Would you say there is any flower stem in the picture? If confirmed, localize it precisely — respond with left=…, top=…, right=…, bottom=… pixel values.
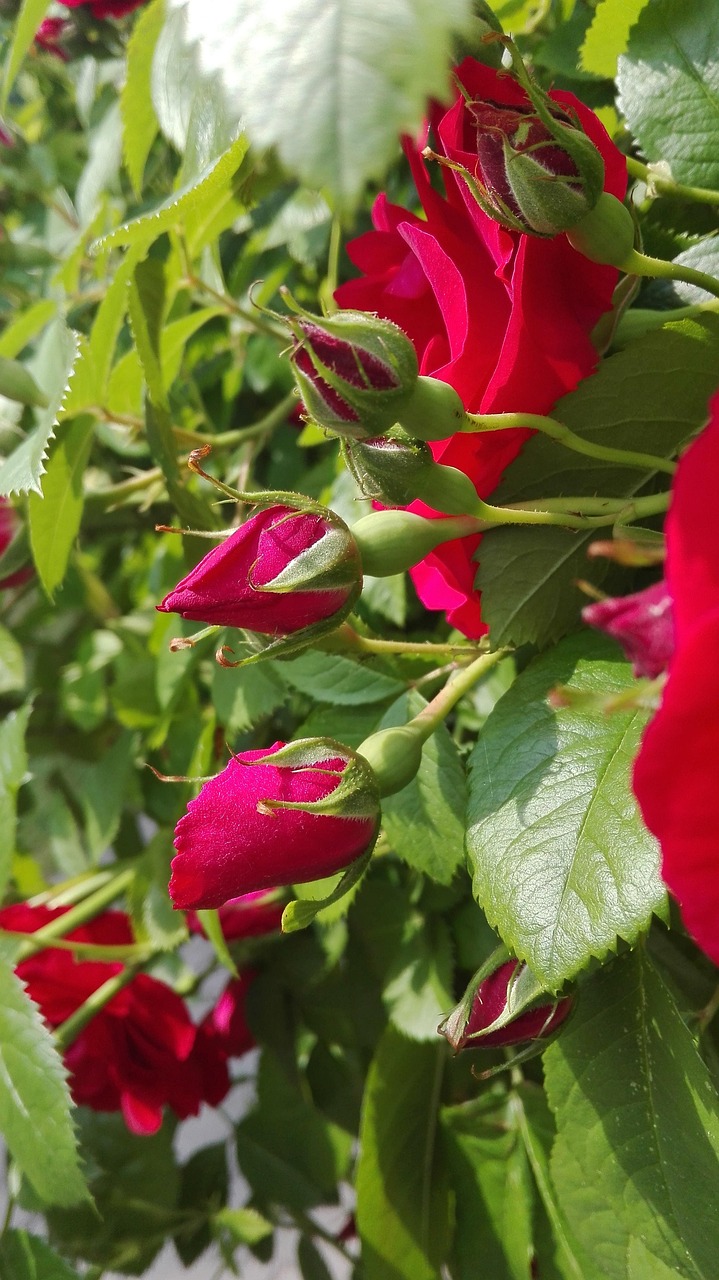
left=409, top=649, right=508, bottom=744
left=622, top=248, right=719, bottom=301
left=613, top=300, right=719, bottom=348
left=461, top=411, right=677, bottom=475
left=54, top=962, right=144, bottom=1052
left=626, top=156, right=719, bottom=207
left=15, top=866, right=136, bottom=962
left=333, top=623, right=487, bottom=659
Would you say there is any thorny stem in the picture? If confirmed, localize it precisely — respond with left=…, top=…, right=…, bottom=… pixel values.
left=334, top=623, right=487, bottom=660
left=461, top=411, right=677, bottom=476
left=626, top=156, right=719, bottom=207
left=622, top=248, right=719, bottom=302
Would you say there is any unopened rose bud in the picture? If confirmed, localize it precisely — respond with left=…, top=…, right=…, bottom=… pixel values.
left=157, top=504, right=362, bottom=641
left=439, top=959, right=571, bottom=1051
left=170, top=739, right=380, bottom=909
left=346, top=436, right=482, bottom=515
left=582, top=580, right=674, bottom=679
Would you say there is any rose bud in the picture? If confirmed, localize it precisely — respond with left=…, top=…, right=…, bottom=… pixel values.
left=34, top=17, right=70, bottom=57
left=344, top=435, right=483, bottom=514
left=582, top=580, right=674, bottom=679
left=170, top=739, right=380, bottom=910
left=287, top=304, right=464, bottom=442
left=187, top=889, right=285, bottom=942
left=157, top=504, right=362, bottom=640
left=439, top=959, right=571, bottom=1051
left=0, top=498, right=32, bottom=590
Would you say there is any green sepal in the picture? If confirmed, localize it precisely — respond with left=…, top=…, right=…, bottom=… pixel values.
left=438, top=944, right=510, bottom=1047
left=281, top=847, right=374, bottom=933
left=250, top=513, right=362, bottom=596
left=248, top=736, right=382, bottom=823
left=215, top=584, right=362, bottom=668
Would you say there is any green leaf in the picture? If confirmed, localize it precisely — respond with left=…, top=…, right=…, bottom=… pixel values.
left=213, top=1206, right=273, bottom=1247
left=0, top=357, right=48, bottom=408
left=479, top=315, right=719, bottom=646
left=93, top=131, right=249, bottom=254
left=196, top=908, right=239, bottom=976
left=0, top=702, right=32, bottom=900
left=65, top=731, right=137, bottom=860
left=378, top=690, right=467, bottom=885
left=544, top=949, right=719, bottom=1279
left=0, top=322, right=80, bottom=497
left=129, top=831, right=188, bottom=952
left=63, top=245, right=146, bottom=416
left=211, top=647, right=288, bottom=734
left=298, top=1237, right=334, bottom=1280
left=0, top=623, right=25, bottom=695
left=176, top=0, right=472, bottom=207
left=0, top=1230, right=81, bottom=1280
left=383, top=912, right=454, bottom=1043
left=152, top=0, right=235, bottom=170
left=28, top=416, right=94, bottom=597
left=236, top=1051, right=352, bottom=1211
left=356, top=1026, right=450, bottom=1280
left=0, top=958, right=87, bottom=1206
left=617, top=0, right=719, bottom=190
left=122, top=0, right=166, bottom=197
left=176, top=1143, right=229, bottom=1266
left=466, top=633, right=664, bottom=990
left=1, top=0, right=51, bottom=110
left=580, top=0, right=649, bottom=78
left=282, top=649, right=404, bottom=705
left=0, top=301, right=56, bottom=360
left=442, top=1093, right=535, bottom=1280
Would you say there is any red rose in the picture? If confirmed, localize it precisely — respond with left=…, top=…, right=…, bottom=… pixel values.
left=0, top=904, right=230, bottom=1135
left=170, top=741, right=380, bottom=910
left=336, top=58, right=627, bottom=636
left=633, top=390, right=719, bottom=964
left=157, top=505, right=361, bottom=637
left=188, top=889, right=285, bottom=942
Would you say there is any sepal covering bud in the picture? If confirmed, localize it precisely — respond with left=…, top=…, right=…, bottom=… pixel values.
left=439, top=954, right=572, bottom=1051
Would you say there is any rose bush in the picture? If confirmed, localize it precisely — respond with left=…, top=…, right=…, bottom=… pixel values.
left=337, top=58, right=627, bottom=635
left=633, top=391, right=719, bottom=964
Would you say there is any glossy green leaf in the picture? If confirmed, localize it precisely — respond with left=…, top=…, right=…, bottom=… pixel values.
left=479, top=316, right=719, bottom=646
left=282, top=649, right=404, bottom=705
left=174, top=0, right=472, bottom=207
left=122, top=0, right=165, bottom=196
left=0, top=702, right=32, bottom=900
left=378, top=690, right=467, bottom=885
left=28, top=416, right=94, bottom=597
left=466, top=633, right=664, bottom=989
left=544, top=949, right=719, bottom=1278
left=0, top=958, right=87, bottom=1206
left=442, top=1092, right=535, bottom=1280
left=617, top=0, right=719, bottom=190
left=356, top=1026, right=450, bottom=1280
left=0, top=1230, right=81, bottom=1280
left=580, top=0, right=649, bottom=78
left=0, top=323, right=80, bottom=498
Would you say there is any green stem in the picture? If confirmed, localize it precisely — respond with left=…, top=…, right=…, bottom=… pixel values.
left=626, top=157, right=719, bottom=207
left=174, top=391, right=297, bottom=449
left=85, top=467, right=163, bottom=510
left=16, top=866, right=136, bottom=962
left=54, top=963, right=144, bottom=1051
left=613, top=300, right=719, bottom=347
left=473, top=489, right=670, bottom=532
left=622, top=248, right=719, bottom=301
left=0, top=931, right=151, bottom=961
left=182, top=273, right=286, bottom=340
left=462, top=411, right=677, bottom=475
left=334, top=623, right=486, bottom=659
left=410, top=649, right=508, bottom=744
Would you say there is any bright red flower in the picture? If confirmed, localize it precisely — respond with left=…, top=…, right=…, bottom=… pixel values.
left=170, top=742, right=380, bottom=910
left=633, top=390, right=719, bottom=964
left=0, top=904, right=230, bottom=1135
left=336, top=59, right=627, bottom=636
left=188, top=889, right=285, bottom=942
left=157, top=505, right=361, bottom=637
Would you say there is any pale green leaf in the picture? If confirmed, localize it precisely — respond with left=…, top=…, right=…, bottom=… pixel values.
left=0, top=323, right=80, bottom=497
left=122, top=0, right=166, bottom=196
left=172, top=0, right=473, bottom=207
left=0, top=302, right=57, bottom=360
left=356, top=1026, right=450, bottom=1280
left=617, top=0, right=719, bottom=190
left=28, top=417, right=94, bottom=597
left=378, top=690, right=467, bottom=885
left=0, top=959, right=87, bottom=1206
left=0, top=1230, right=81, bottom=1279
left=580, top=0, right=649, bottom=78
left=466, top=633, right=664, bottom=990
left=1, top=0, right=51, bottom=110
left=0, top=624, right=25, bottom=695
left=545, top=949, right=719, bottom=1279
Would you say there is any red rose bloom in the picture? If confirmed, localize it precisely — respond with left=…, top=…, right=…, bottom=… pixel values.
left=633, top=390, right=719, bottom=964
left=0, top=904, right=230, bottom=1135
left=170, top=742, right=379, bottom=910
left=336, top=59, right=627, bottom=636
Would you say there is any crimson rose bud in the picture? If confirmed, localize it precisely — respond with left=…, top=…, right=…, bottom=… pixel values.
left=457, top=89, right=605, bottom=238
left=157, top=504, right=361, bottom=638
left=439, top=960, right=571, bottom=1051
left=289, top=308, right=419, bottom=440
left=583, top=580, right=674, bottom=679
left=170, top=739, right=380, bottom=910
